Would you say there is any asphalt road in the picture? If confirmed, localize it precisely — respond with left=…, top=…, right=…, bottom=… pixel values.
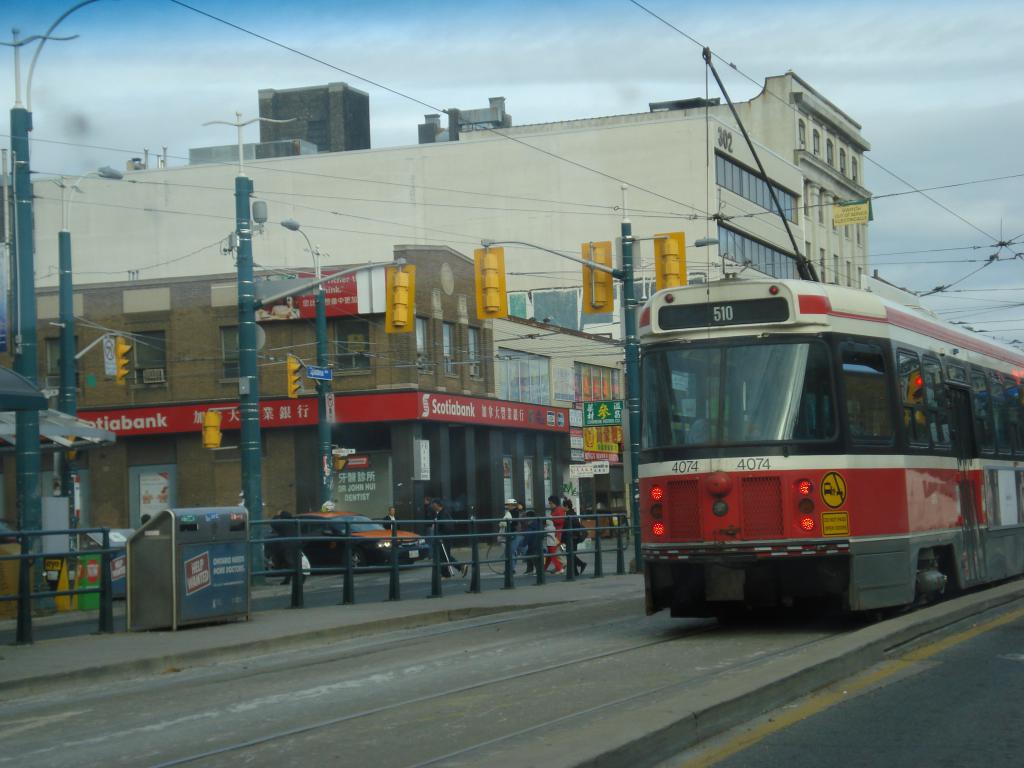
left=672, top=604, right=1024, bottom=768
left=2, top=596, right=852, bottom=768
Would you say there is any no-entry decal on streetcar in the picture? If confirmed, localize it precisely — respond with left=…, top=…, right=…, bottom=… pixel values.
left=821, top=511, right=850, bottom=537
left=820, top=471, right=847, bottom=509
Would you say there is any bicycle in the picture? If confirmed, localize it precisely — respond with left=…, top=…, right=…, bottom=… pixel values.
left=484, top=536, right=528, bottom=575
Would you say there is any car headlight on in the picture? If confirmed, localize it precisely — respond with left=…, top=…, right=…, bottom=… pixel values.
left=376, top=540, right=392, bottom=548
left=417, top=538, right=426, bottom=546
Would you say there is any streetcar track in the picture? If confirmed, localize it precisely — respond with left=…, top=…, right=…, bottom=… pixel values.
left=147, top=621, right=722, bottom=768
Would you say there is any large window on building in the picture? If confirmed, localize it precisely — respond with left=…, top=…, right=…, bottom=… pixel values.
left=575, top=362, right=622, bottom=403
left=798, top=119, right=806, bottom=148
left=133, top=331, right=167, bottom=385
left=498, top=348, right=550, bottom=404
left=839, top=148, right=847, bottom=175
left=715, top=153, right=796, bottom=221
left=826, top=139, right=834, bottom=166
left=813, top=130, right=820, bottom=156
left=718, top=225, right=798, bottom=279
left=220, top=326, right=239, bottom=378
left=334, top=318, right=370, bottom=371
left=852, top=157, right=859, bottom=183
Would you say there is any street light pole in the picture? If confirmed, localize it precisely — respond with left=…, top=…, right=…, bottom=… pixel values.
left=281, top=219, right=332, bottom=506
left=618, top=188, right=642, bottom=572
left=55, top=167, right=123, bottom=496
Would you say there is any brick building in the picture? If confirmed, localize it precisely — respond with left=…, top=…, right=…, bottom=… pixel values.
left=0, top=246, right=621, bottom=529
left=258, top=82, right=371, bottom=153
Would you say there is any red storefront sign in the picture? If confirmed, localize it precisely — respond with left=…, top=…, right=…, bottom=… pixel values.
left=79, top=392, right=569, bottom=436
left=78, top=398, right=319, bottom=436
left=333, top=392, right=569, bottom=432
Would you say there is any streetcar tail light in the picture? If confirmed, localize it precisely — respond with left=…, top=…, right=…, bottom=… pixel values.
left=651, top=521, right=666, bottom=537
left=769, top=285, right=779, bottom=295
left=649, top=503, right=664, bottom=520
left=649, top=485, right=664, bottom=502
left=798, top=498, right=815, bottom=515
left=795, top=478, right=813, bottom=496
left=799, top=515, right=815, bottom=532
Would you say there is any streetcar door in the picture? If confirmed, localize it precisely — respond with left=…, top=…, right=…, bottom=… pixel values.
left=948, top=385, right=986, bottom=586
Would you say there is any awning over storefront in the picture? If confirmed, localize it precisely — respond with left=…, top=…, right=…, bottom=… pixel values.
left=0, top=408, right=117, bottom=451
left=0, top=367, right=47, bottom=411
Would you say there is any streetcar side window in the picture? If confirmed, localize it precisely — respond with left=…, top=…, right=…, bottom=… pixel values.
left=1007, top=378, right=1024, bottom=458
left=989, top=373, right=1013, bottom=456
left=897, top=350, right=929, bottom=447
left=921, top=356, right=952, bottom=448
left=971, top=370, right=995, bottom=453
left=841, top=344, right=893, bottom=443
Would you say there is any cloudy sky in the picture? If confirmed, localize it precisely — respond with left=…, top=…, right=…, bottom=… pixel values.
left=5, top=0, right=1024, bottom=339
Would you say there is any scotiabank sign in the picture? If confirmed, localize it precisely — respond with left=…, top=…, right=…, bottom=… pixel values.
left=79, top=398, right=319, bottom=436
left=335, top=392, right=569, bottom=432
left=79, top=392, right=568, bottom=437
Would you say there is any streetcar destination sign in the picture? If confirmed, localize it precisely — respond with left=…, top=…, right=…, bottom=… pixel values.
left=659, top=297, right=789, bottom=330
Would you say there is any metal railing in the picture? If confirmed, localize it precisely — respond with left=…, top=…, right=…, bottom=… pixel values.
left=251, top=511, right=630, bottom=609
left=0, top=527, right=116, bottom=644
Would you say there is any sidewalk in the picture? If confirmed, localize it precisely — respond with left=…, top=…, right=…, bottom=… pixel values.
left=0, top=568, right=644, bottom=696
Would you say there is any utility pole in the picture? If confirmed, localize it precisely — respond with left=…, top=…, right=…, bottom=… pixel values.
left=618, top=186, right=642, bottom=571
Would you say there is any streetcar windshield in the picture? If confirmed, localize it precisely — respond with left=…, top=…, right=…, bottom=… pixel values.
left=642, top=341, right=835, bottom=448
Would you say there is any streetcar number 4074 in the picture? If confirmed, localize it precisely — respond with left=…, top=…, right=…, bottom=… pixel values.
left=736, top=457, right=770, bottom=471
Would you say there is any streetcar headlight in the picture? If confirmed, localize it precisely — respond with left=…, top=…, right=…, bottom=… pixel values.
left=649, top=503, right=664, bottom=520
left=712, top=499, right=729, bottom=517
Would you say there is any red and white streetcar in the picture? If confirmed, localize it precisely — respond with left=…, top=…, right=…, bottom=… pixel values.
left=639, top=277, right=1024, bottom=618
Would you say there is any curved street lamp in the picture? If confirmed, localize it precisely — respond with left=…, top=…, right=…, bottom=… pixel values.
left=280, top=219, right=332, bottom=506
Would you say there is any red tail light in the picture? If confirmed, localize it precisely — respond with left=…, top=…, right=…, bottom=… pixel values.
left=799, top=515, right=815, bottom=532
left=649, top=485, right=664, bottom=502
left=796, top=479, right=813, bottom=496
left=651, top=521, right=666, bottom=537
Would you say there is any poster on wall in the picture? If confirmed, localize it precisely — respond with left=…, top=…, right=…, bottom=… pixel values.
left=139, top=472, right=170, bottom=519
left=523, top=457, right=534, bottom=507
left=331, top=453, right=393, bottom=518
left=502, top=456, right=513, bottom=502
left=543, top=458, right=553, bottom=503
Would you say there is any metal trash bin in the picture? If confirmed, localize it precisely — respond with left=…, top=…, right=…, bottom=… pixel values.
left=127, top=507, right=250, bottom=631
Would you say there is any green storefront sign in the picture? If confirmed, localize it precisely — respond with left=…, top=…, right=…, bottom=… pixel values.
left=583, top=400, right=623, bottom=426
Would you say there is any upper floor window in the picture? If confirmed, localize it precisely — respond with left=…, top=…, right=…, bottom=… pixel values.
left=498, top=348, right=550, bottom=405
left=718, top=225, right=798, bottom=280
left=220, top=326, right=238, bottom=378
left=415, top=317, right=430, bottom=371
left=852, top=157, right=859, bottom=183
left=798, top=120, right=806, bottom=148
left=334, top=318, right=370, bottom=371
left=715, top=153, right=796, bottom=222
left=133, top=330, right=167, bottom=385
left=442, top=322, right=455, bottom=376
left=812, top=130, right=820, bottom=156
left=826, top=139, right=834, bottom=166
left=467, top=326, right=481, bottom=378
left=575, top=362, right=621, bottom=402
left=839, top=148, right=847, bottom=175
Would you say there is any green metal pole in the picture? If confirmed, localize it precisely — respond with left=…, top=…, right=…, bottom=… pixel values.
left=620, top=214, right=642, bottom=573
left=57, top=229, right=76, bottom=499
left=11, top=105, right=41, bottom=536
left=235, top=174, right=263, bottom=577
left=316, top=286, right=331, bottom=506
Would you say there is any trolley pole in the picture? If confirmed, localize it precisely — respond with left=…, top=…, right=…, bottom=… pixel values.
left=619, top=192, right=642, bottom=572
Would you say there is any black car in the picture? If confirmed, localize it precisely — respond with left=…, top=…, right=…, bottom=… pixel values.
left=291, top=512, right=430, bottom=569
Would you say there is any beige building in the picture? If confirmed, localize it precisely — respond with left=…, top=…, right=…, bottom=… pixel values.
left=28, top=73, right=867, bottom=324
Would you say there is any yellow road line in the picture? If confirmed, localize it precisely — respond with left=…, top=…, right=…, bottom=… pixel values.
left=680, top=603, right=1024, bottom=768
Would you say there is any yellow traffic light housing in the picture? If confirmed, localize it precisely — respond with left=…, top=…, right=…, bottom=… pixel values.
left=582, top=241, right=614, bottom=314
left=286, top=354, right=303, bottom=399
left=474, top=247, right=508, bottom=319
left=114, top=336, right=132, bottom=385
left=654, top=232, right=686, bottom=291
left=202, top=410, right=223, bottom=449
left=385, top=264, right=416, bottom=333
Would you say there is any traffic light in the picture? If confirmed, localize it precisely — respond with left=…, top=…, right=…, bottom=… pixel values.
left=202, top=410, right=223, bottom=449
left=654, top=232, right=686, bottom=290
left=114, top=336, right=132, bottom=385
left=286, top=354, right=303, bottom=399
left=385, top=264, right=416, bottom=333
left=581, top=241, right=614, bottom=314
left=473, top=246, right=508, bottom=319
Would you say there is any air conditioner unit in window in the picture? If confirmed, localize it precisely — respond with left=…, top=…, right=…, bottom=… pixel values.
left=142, top=367, right=166, bottom=384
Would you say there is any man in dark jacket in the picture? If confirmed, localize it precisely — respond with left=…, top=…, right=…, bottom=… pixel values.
left=429, top=498, right=466, bottom=577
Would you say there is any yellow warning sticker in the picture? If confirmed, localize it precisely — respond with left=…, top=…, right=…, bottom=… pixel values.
left=821, top=511, right=850, bottom=537
left=820, top=471, right=847, bottom=509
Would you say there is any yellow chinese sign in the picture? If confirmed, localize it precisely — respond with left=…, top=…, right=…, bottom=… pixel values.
left=583, top=426, right=622, bottom=453
left=832, top=200, right=871, bottom=227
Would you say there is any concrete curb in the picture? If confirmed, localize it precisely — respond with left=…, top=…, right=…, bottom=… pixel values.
left=567, top=579, right=1024, bottom=768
